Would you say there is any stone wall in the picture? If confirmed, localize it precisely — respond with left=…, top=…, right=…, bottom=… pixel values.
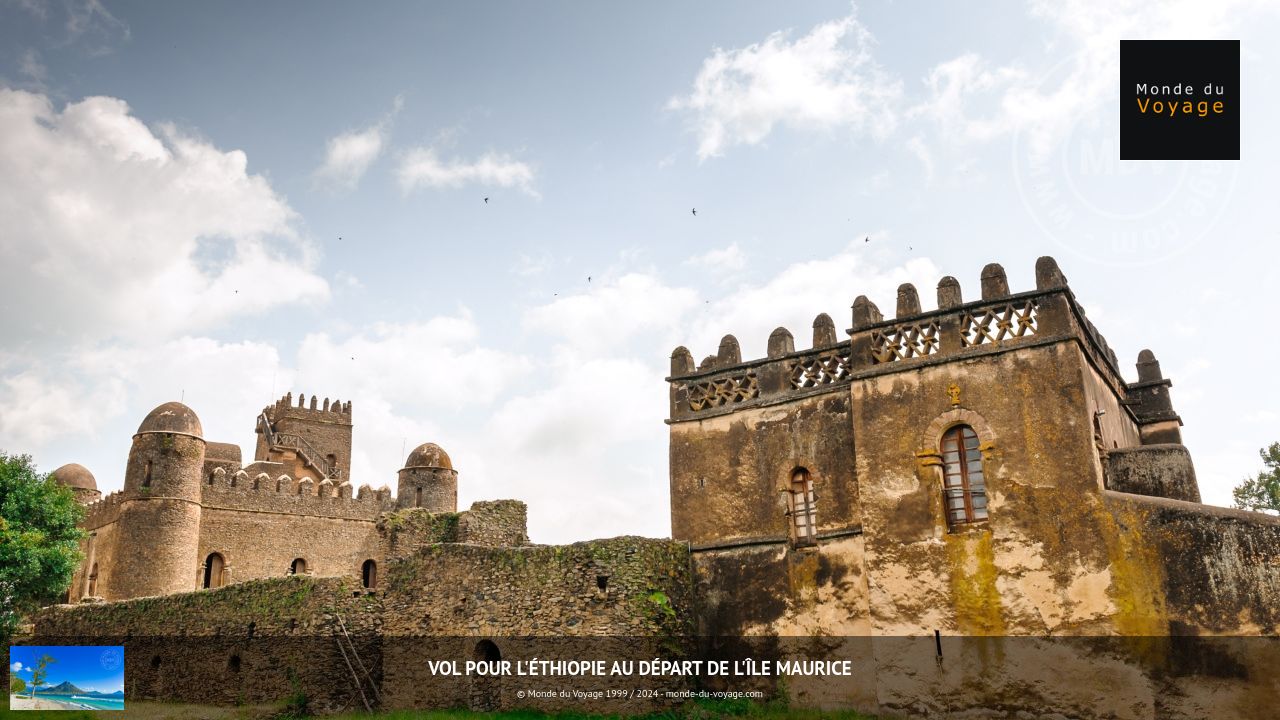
left=669, top=392, right=860, bottom=547
left=1107, top=445, right=1201, bottom=503
left=378, top=536, right=694, bottom=713
left=458, top=500, right=529, bottom=546
left=198, top=508, right=382, bottom=590
left=28, top=576, right=382, bottom=713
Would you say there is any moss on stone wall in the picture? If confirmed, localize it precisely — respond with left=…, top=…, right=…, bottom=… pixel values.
left=945, top=531, right=1005, bottom=636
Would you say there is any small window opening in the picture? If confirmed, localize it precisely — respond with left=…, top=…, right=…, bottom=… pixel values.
left=415, top=486, right=423, bottom=507
left=150, top=655, right=162, bottom=670
left=290, top=558, right=307, bottom=575
left=362, top=559, right=377, bottom=589
left=142, top=460, right=153, bottom=488
left=788, top=468, right=817, bottom=547
left=941, top=425, right=988, bottom=527
left=87, top=562, right=99, bottom=596
left=227, top=655, right=241, bottom=673
left=596, top=575, right=609, bottom=592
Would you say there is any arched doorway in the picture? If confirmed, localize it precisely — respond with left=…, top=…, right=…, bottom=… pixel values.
left=87, top=562, right=99, bottom=596
left=203, top=553, right=225, bottom=589
left=361, top=559, right=377, bottom=589
left=290, top=558, right=307, bottom=576
left=469, top=640, right=502, bottom=711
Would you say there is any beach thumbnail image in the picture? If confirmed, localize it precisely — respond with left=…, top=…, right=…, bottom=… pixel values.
left=8, top=646, right=125, bottom=711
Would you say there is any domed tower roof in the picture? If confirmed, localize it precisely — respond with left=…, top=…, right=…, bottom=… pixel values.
left=51, top=463, right=97, bottom=491
left=404, top=442, right=452, bottom=470
left=137, top=401, right=203, bottom=437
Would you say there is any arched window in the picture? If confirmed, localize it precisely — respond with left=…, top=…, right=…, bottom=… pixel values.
left=415, top=486, right=423, bottom=508
left=787, top=468, right=816, bottom=547
left=941, top=425, right=988, bottom=526
left=289, top=558, right=307, bottom=576
left=142, top=460, right=153, bottom=488
left=203, top=553, right=225, bottom=589
left=361, top=559, right=377, bottom=589
left=87, top=562, right=99, bottom=597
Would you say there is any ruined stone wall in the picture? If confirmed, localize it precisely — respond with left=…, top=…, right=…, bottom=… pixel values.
left=458, top=500, right=529, bottom=546
left=28, top=577, right=381, bottom=713
left=669, top=392, right=860, bottom=547
left=1105, top=491, right=1280, bottom=634
left=378, top=537, right=694, bottom=713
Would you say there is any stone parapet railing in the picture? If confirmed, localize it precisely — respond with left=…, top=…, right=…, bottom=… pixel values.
left=668, top=256, right=1131, bottom=423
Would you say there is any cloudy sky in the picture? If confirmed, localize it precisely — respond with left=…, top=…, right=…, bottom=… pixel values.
left=1, top=1, right=1278, bottom=543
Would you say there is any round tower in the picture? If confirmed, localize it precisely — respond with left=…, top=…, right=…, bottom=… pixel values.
left=108, top=401, right=206, bottom=600
left=396, top=442, right=457, bottom=512
left=51, top=463, right=102, bottom=504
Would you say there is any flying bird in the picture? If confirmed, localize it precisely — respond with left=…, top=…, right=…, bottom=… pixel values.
left=484, top=197, right=489, bottom=204
left=691, top=208, right=697, bottom=216
left=864, top=236, right=870, bottom=243
left=588, top=276, right=592, bottom=282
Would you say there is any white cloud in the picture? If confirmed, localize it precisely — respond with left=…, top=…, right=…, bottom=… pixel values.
left=396, top=147, right=538, bottom=197
left=684, top=242, right=748, bottom=283
left=668, top=11, right=902, bottom=160
left=0, top=89, right=328, bottom=346
left=11, top=662, right=21, bottom=672
left=313, top=95, right=403, bottom=190
left=906, top=136, right=934, bottom=184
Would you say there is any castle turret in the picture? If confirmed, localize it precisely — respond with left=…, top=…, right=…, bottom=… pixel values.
left=396, top=442, right=458, bottom=512
left=107, top=401, right=206, bottom=600
left=51, top=463, right=101, bottom=505
left=255, top=392, right=353, bottom=482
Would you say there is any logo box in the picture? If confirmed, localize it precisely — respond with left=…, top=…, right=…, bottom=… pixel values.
left=1120, top=40, right=1239, bottom=160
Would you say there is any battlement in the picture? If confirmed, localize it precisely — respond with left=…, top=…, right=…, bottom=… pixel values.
left=266, top=391, right=352, bottom=422
left=200, top=466, right=394, bottom=520
left=82, top=490, right=125, bottom=528
left=667, top=256, right=1130, bottom=422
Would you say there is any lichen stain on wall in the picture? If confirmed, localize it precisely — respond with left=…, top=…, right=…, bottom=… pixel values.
left=945, top=530, right=1005, bottom=636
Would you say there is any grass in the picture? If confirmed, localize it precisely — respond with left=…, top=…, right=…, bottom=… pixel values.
left=1, top=699, right=882, bottom=720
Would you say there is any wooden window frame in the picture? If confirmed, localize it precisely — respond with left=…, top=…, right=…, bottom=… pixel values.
left=787, top=468, right=817, bottom=548
left=941, top=425, right=988, bottom=527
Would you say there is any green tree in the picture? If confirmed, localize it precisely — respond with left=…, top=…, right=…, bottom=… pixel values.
left=1233, top=442, right=1280, bottom=514
left=30, top=654, right=54, bottom=699
left=0, top=452, right=86, bottom=640
left=10, top=672, right=25, bottom=695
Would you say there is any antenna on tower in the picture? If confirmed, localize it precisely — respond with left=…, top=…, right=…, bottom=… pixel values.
left=181, top=388, right=185, bottom=403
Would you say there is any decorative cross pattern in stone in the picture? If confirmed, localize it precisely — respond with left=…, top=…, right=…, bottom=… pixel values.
left=870, top=320, right=941, bottom=364
left=789, top=348, right=853, bottom=388
left=962, top=299, right=1037, bottom=347
left=686, top=372, right=759, bottom=411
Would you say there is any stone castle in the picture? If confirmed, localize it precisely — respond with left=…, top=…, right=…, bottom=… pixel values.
left=28, top=256, right=1280, bottom=718
left=51, top=392, right=529, bottom=603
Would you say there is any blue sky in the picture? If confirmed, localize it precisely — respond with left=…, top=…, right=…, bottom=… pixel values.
left=1, top=1, right=1278, bottom=542
left=9, top=646, right=124, bottom=693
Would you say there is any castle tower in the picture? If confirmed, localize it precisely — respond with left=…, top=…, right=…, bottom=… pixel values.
left=50, top=463, right=102, bottom=504
left=254, top=392, right=353, bottom=482
left=396, top=442, right=457, bottom=512
left=107, top=401, right=206, bottom=600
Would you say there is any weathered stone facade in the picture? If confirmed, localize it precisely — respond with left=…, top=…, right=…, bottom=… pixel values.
left=30, top=254, right=1280, bottom=717
left=666, top=256, right=1280, bottom=717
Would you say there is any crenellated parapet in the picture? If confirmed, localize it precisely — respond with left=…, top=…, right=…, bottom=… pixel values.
left=81, top=490, right=125, bottom=529
left=200, top=465, right=394, bottom=520
left=668, top=256, right=1132, bottom=422
left=266, top=391, right=353, bottom=420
